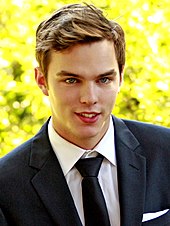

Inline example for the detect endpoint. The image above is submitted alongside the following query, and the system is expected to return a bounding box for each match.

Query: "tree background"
[0,0,170,157]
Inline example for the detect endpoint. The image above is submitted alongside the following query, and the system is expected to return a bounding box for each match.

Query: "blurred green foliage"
[0,0,170,157]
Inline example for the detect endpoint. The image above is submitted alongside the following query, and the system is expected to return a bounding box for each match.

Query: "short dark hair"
[36,3,125,78]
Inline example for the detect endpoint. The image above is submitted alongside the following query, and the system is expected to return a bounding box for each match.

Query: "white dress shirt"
[48,117,120,226]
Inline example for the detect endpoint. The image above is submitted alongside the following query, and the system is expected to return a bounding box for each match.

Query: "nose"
[79,82,98,105]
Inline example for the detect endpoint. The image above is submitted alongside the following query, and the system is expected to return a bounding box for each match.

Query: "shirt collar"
[48,116,116,176]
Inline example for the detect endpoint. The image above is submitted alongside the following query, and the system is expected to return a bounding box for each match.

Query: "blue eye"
[99,77,110,84]
[65,78,77,84]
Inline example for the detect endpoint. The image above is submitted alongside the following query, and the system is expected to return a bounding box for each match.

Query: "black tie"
[75,155,111,226]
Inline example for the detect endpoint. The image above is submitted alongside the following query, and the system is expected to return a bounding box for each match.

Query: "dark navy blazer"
[0,116,170,226]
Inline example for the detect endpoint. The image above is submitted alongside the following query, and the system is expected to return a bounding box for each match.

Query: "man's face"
[35,40,123,149]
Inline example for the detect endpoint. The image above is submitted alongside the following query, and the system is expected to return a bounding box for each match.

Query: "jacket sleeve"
[0,208,8,226]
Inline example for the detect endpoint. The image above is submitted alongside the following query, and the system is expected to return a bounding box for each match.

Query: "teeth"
[81,113,96,118]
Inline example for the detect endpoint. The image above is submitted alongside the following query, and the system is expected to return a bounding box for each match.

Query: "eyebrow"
[99,69,117,77]
[56,69,117,78]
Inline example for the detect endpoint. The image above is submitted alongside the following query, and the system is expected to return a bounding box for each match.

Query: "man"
[0,3,169,226]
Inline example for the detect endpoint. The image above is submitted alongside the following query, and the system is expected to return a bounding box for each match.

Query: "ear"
[34,67,49,96]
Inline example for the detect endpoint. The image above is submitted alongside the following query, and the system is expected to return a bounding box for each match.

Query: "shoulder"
[112,116,170,158]
[0,121,51,201]
[0,119,49,169]
[121,120,170,207]
[112,116,170,142]
[0,138,33,175]
[122,118,170,141]
[120,118,170,160]
[0,139,34,201]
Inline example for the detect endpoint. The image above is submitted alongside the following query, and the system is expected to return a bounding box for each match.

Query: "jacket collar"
[29,116,146,225]
[29,119,82,226]
[113,116,146,225]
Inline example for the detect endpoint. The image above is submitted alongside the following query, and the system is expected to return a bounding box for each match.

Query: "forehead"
[48,40,118,76]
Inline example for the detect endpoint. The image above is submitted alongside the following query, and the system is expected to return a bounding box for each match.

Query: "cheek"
[104,86,118,98]
[65,88,80,101]
[103,89,118,107]
[52,89,78,107]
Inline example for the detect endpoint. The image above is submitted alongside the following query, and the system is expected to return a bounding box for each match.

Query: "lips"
[76,112,100,123]
[79,113,97,118]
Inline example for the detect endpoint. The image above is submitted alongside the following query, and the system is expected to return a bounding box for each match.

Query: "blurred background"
[0,0,170,157]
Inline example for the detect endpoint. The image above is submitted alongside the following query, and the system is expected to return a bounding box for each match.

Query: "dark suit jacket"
[0,116,170,226]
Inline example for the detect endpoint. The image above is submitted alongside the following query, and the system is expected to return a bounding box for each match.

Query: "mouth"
[79,113,97,118]
[75,112,100,123]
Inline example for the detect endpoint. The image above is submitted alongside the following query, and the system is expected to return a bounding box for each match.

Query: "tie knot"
[75,155,103,177]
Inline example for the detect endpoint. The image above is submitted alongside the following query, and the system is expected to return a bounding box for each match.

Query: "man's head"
[35,3,125,79]
[35,4,125,149]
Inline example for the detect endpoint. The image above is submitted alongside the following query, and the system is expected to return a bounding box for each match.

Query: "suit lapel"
[28,117,146,225]
[113,116,146,225]
[29,121,82,226]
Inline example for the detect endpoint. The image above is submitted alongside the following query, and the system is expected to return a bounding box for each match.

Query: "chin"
[78,129,101,139]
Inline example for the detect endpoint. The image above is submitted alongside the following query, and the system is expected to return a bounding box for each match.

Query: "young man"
[0,3,169,226]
